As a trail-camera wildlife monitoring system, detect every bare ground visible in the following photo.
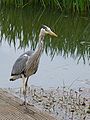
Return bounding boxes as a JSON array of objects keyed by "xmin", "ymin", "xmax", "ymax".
[
  {"xmin": 6, "ymin": 85, "xmax": 90, "ymax": 120},
  {"xmin": 0, "ymin": 88, "xmax": 55, "ymax": 120}
]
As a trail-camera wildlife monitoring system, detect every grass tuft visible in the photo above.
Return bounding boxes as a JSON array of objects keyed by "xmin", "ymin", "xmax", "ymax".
[{"xmin": 0, "ymin": 0, "xmax": 90, "ymax": 13}]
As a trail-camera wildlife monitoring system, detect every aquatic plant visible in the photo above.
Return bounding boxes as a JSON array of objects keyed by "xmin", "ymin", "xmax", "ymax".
[
  {"xmin": 0, "ymin": 7, "xmax": 90, "ymax": 64},
  {"xmin": 0, "ymin": 0, "xmax": 90, "ymax": 13}
]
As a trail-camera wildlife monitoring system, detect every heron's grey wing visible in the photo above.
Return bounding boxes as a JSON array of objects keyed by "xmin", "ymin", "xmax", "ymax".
[
  {"xmin": 11, "ymin": 50, "xmax": 33, "ymax": 76},
  {"xmin": 11, "ymin": 56, "xmax": 28, "ymax": 76}
]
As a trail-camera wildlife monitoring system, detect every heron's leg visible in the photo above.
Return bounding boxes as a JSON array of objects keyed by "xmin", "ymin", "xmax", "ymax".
[
  {"xmin": 21, "ymin": 75, "xmax": 27, "ymax": 106},
  {"xmin": 21, "ymin": 74, "xmax": 26, "ymax": 95},
  {"xmin": 23, "ymin": 77, "xmax": 29, "ymax": 108}
]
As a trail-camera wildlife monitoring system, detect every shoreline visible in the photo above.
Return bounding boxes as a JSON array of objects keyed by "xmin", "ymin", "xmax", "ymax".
[
  {"xmin": 0, "ymin": 88, "xmax": 55, "ymax": 120},
  {"xmin": 3, "ymin": 85, "xmax": 90, "ymax": 120}
]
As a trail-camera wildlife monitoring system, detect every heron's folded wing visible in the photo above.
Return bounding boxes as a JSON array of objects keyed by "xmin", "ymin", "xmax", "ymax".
[
  {"xmin": 11, "ymin": 50, "xmax": 34, "ymax": 76},
  {"xmin": 11, "ymin": 55, "xmax": 28, "ymax": 75}
]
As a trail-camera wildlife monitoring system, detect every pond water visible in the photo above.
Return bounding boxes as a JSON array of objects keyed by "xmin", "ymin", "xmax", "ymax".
[{"xmin": 0, "ymin": 7, "xmax": 90, "ymax": 89}]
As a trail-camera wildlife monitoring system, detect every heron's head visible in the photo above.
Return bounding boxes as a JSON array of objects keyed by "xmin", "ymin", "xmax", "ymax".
[{"xmin": 39, "ymin": 25, "xmax": 57, "ymax": 38}]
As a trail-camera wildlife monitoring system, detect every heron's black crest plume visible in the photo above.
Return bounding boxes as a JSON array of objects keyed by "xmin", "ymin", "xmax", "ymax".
[{"xmin": 41, "ymin": 25, "xmax": 48, "ymax": 30}]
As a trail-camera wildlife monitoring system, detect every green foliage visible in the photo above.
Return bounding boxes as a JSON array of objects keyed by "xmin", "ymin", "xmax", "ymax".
[
  {"xmin": 0, "ymin": 7, "xmax": 90, "ymax": 64},
  {"xmin": 0, "ymin": 0, "xmax": 90, "ymax": 13}
]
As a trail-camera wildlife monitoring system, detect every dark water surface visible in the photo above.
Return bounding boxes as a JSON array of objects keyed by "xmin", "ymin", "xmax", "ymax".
[{"xmin": 0, "ymin": 7, "xmax": 90, "ymax": 89}]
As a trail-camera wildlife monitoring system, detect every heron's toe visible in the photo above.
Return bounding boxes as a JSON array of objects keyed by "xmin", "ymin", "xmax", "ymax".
[{"xmin": 20, "ymin": 101, "xmax": 26, "ymax": 106}]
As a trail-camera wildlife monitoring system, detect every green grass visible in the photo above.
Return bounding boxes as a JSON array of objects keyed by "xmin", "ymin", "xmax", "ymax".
[
  {"xmin": 0, "ymin": 0, "xmax": 90, "ymax": 13},
  {"xmin": 0, "ymin": 7, "xmax": 90, "ymax": 64}
]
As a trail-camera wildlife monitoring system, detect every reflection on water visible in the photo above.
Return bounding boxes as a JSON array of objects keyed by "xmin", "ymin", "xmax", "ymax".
[
  {"xmin": 0, "ymin": 7, "xmax": 90, "ymax": 64},
  {"xmin": 0, "ymin": 6, "xmax": 90, "ymax": 89}
]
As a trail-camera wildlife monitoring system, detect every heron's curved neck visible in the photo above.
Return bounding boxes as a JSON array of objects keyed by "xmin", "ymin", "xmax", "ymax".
[
  {"xmin": 38, "ymin": 36, "xmax": 44, "ymax": 49},
  {"xmin": 34, "ymin": 35, "xmax": 44, "ymax": 57}
]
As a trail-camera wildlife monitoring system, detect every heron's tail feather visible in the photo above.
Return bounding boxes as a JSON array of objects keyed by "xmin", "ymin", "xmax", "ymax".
[{"xmin": 9, "ymin": 75, "xmax": 21, "ymax": 81}]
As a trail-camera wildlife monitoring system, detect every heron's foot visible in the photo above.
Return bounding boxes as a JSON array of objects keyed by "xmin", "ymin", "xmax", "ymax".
[
  {"xmin": 27, "ymin": 102, "xmax": 34, "ymax": 107},
  {"xmin": 21, "ymin": 102, "xmax": 35, "ymax": 114},
  {"xmin": 20, "ymin": 101, "xmax": 26, "ymax": 106},
  {"xmin": 20, "ymin": 101, "xmax": 28, "ymax": 109},
  {"xmin": 21, "ymin": 102, "xmax": 34, "ymax": 106},
  {"xmin": 24, "ymin": 108, "xmax": 35, "ymax": 114}
]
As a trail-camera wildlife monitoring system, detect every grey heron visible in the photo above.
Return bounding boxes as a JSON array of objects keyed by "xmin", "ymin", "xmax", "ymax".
[{"xmin": 10, "ymin": 25, "xmax": 57, "ymax": 108}]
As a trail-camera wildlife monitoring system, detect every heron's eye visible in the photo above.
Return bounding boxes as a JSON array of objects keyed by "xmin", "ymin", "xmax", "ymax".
[{"xmin": 47, "ymin": 28, "xmax": 51, "ymax": 31}]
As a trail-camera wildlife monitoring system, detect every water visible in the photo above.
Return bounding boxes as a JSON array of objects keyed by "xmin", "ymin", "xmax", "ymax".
[{"xmin": 0, "ymin": 7, "xmax": 90, "ymax": 89}]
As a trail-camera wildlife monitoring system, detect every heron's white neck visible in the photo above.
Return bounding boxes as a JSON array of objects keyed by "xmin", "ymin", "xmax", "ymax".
[
  {"xmin": 36, "ymin": 36, "xmax": 44, "ymax": 54},
  {"xmin": 33, "ymin": 35, "xmax": 45, "ymax": 59}
]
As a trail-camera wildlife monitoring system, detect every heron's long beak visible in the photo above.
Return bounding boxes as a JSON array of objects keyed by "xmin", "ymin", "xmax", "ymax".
[
  {"xmin": 49, "ymin": 31, "xmax": 58, "ymax": 37},
  {"xmin": 46, "ymin": 30, "xmax": 57, "ymax": 37}
]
